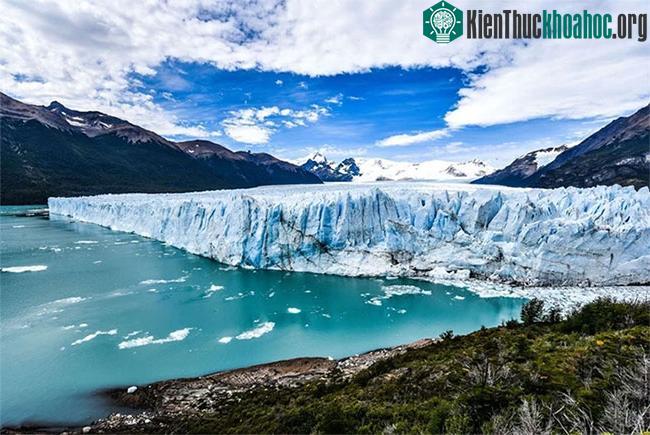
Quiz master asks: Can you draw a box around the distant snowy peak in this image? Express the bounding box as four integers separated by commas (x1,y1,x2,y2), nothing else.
301,154,493,182
444,159,492,178
300,153,359,181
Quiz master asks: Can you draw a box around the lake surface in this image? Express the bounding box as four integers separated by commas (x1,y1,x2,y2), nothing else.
0,206,526,426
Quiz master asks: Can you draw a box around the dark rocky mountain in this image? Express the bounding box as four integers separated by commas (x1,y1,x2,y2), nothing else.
473,104,649,189
300,153,360,181
0,93,320,205
472,145,568,187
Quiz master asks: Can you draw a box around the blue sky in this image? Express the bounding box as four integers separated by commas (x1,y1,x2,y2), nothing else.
134,62,606,165
2,0,648,167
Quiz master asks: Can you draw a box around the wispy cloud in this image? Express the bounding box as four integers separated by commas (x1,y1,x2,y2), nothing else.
376,128,450,147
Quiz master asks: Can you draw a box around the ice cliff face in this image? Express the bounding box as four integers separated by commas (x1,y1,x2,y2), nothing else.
48,183,650,286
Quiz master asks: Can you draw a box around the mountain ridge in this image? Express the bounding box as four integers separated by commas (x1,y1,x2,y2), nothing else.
0,92,320,204
299,153,493,182
473,104,649,189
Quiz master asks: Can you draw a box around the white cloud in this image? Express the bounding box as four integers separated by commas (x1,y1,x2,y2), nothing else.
445,39,650,128
222,104,329,144
376,128,450,147
0,0,647,141
325,93,343,105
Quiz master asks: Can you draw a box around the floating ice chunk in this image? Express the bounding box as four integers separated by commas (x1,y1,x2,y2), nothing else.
74,240,98,244
366,285,432,306
235,322,275,340
127,386,137,394
382,285,432,297
218,336,233,344
123,331,141,339
12,225,25,228
203,284,224,298
62,323,88,330
453,295,466,300
287,307,301,314
2,265,47,273
118,328,192,349
71,329,117,346
139,276,187,285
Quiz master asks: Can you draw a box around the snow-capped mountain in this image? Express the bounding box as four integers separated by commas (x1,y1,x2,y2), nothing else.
300,154,493,182
472,145,568,187
300,153,360,181
474,104,649,189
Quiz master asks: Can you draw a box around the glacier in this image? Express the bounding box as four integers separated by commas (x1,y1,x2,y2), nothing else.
48,182,650,287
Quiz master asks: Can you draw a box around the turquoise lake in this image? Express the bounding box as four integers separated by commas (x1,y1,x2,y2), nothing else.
0,206,526,426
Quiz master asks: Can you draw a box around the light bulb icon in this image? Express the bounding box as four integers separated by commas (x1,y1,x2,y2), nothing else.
423,1,462,44
430,8,455,43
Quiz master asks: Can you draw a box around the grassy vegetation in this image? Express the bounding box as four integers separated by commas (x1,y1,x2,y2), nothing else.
171,298,649,434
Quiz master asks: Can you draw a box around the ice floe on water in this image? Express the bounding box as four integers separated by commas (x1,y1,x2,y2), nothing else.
366,285,432,306
139,276,187,285
118,328,192,349
62,323,88,330
287,307,301,314
425,277,650,313
74,240,98,244
1,265,48,273
225,291,254,301
235,322,275,340
71,329,117,346
453,295,466,300
123,331,142,339
218,336,233,344
203,284,224,298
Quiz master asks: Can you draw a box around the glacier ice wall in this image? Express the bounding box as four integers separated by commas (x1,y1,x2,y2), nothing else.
48,183,650,286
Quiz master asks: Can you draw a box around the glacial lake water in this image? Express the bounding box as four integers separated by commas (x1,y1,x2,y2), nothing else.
0,206,526,427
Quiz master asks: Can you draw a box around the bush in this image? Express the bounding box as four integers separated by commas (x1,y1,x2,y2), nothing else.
543,305,562,323
521,298,545,325
439,330,454,341
561,297,650,334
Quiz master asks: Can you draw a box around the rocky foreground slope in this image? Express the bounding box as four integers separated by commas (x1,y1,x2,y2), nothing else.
49,183,650,286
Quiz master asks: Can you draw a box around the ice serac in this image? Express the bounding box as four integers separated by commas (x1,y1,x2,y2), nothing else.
48,183,650,286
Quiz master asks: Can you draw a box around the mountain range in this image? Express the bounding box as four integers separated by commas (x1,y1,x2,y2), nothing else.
299,153,493,182
0,93,320,205
473,104,649,189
